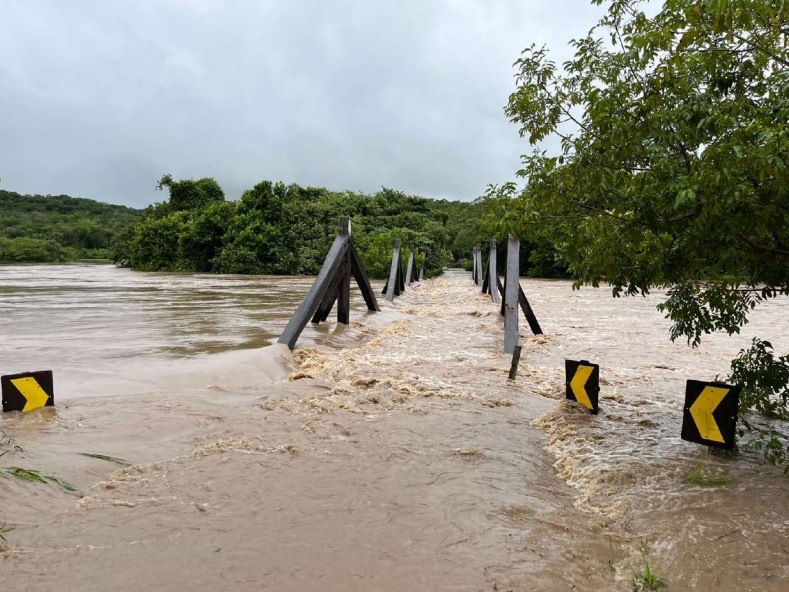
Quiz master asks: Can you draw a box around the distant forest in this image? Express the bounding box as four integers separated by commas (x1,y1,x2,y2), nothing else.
0,189,142,263
0,180,568,279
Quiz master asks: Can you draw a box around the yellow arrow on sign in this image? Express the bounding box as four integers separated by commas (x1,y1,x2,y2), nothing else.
689,385,729,443
570,364,594,410
10,377,50,412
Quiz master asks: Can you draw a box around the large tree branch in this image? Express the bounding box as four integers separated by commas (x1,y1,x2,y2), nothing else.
736,233,789,260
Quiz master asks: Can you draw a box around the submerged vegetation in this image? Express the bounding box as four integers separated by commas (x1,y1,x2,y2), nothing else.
682,463,730,487
633,545,667,591
0,467,76,493
78,452,131,466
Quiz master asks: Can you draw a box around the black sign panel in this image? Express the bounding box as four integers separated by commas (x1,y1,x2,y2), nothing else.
565,359,599,414
2,371,54,413
681,380,739,449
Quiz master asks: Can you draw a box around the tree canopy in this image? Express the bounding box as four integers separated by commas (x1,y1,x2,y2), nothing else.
486,0,789,465
131,177,487,279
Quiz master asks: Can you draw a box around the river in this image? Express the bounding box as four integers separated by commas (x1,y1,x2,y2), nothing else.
0,264,787,591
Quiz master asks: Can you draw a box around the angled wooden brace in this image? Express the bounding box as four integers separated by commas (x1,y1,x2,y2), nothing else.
278,217,378,350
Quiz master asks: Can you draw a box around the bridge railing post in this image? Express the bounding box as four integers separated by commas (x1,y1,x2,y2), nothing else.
278,217,378,350
472,247,478,284
475,245,483,287
504,235,520,354
419,249,428,281
386,238,402,303
405,244,416,287
489,238,500,305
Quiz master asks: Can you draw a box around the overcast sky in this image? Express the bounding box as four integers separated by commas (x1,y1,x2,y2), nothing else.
0,0,605,208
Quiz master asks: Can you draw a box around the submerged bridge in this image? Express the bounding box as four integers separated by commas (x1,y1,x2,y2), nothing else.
278,217,543,359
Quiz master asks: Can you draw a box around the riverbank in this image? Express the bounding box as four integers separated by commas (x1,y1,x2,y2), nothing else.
1,270,787,590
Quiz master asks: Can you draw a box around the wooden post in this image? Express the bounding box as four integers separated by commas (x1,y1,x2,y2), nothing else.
336,218,352,324
311,262,345,323
398,252,406,293
386,238,401,303
405,245,415,288
508,345,522,380
519,286,543,335
419,250,427,281
337,249,351,324
279,217,379,349
278,229,350,350
474,245,482,287
504,235,519,354
350,244,380,312
489,239,500,305
472,247,478,283
498,275,506,316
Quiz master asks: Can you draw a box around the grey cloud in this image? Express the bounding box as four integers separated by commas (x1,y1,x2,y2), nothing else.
0,0,604,208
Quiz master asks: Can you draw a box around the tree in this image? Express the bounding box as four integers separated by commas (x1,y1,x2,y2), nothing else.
178,200,236,272
490,0,789,465
156,174,225,211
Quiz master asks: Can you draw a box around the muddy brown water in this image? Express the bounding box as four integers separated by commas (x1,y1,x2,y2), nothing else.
0,264,787,591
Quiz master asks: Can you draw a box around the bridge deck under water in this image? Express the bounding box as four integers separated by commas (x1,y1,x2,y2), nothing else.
1,268,787,591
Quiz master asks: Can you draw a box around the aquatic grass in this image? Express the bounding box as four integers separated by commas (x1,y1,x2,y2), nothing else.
78,452,131,466
1,467,76,492
0,430,24,458
633,545,666,591
0,520,14,542
683,463,730,487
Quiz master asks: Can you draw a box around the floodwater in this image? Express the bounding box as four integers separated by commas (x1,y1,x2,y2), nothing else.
0,264,787,591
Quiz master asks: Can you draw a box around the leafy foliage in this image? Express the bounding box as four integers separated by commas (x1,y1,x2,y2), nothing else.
490,0,789,464
131,178,481,278
156,174,225,212
729,339,789,420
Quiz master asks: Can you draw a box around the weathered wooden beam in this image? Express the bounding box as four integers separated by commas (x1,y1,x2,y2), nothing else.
419,250,427,281
385,238,401,303
489,239,500,305
311,261,345,323
519,285,543,335
474,246,482,287
349,243,380,311
405,245,415,288
472,247,478,283
508,345,522,380
397,252,406,293
278,233,350,349
504,235,520,354
337,246,351,325
498,274,506,317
